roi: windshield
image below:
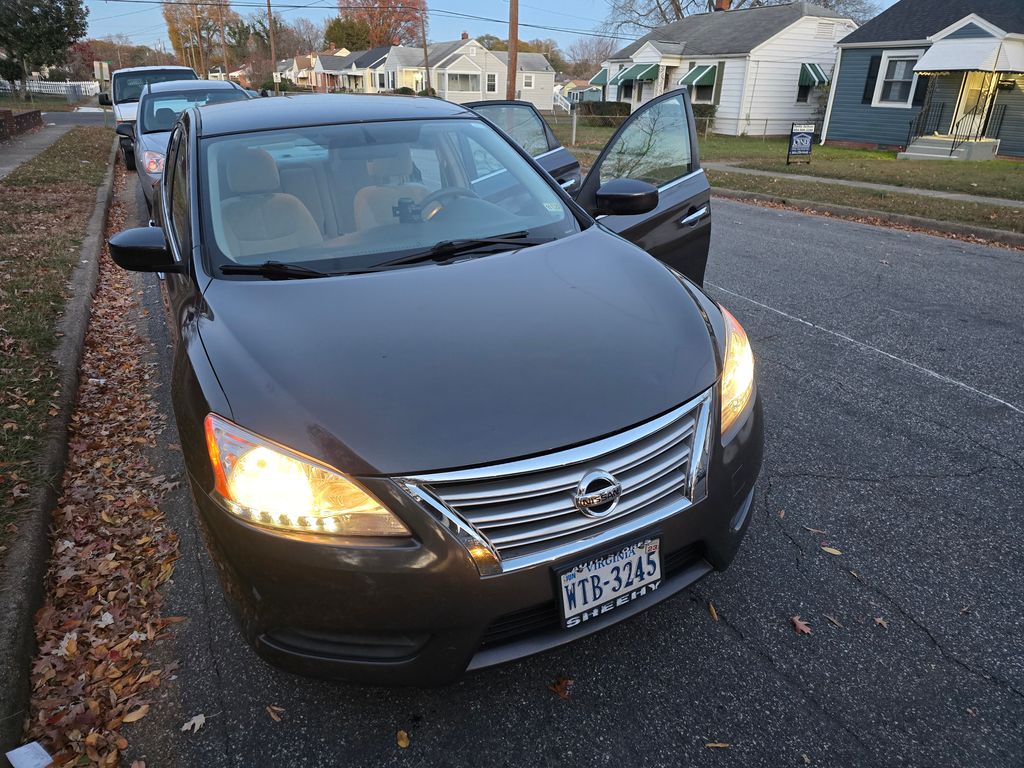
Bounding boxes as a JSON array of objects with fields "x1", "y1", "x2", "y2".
[
  {"x1": 201, "y1": 118, "x2": 582, "y2": 274},
  {"x1": 113, "y1": 69, "x2": 197, "y2": 103},
  {"x1": 140, "y1": 89, "x2": 247, "y2": 133}
]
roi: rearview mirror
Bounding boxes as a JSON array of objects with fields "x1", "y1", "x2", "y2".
[
  {"x1": 115, "y1": 122, "x2": 134, "y2": 139},
  {"x1": 594, "y1": 179, "x2": 659, "y2": 216},
  {"x1": 98, "y1": 92, "x2": 112, "y2": 106},
  {"x1": 108, "y1": 227, "x2": 182, "y2": 273}
]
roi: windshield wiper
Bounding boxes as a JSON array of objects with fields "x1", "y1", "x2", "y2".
[
  {"x1": 220, "y1": 261, "x2": 329, "y2": 280},
  {"x1": 367, "y1": 231, "x2": 542, "y2": 271}
]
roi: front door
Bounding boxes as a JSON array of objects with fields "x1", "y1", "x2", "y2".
[
  {"x1": 954, "y1": 72, "x2": 994, "y2": 137},
  {"x1": 575, "y1": 89, "x2": 712, "y2": 285}
]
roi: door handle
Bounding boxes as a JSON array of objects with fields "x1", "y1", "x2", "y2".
[
  {"x1": 559, "y1": 178, "x2": 577, "y2": 190},
  {"x1": 679, "y1": 205, "x2": 708, "y2": 226}
]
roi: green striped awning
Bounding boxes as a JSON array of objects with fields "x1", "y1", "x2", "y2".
[
  {"x1": 589, "y1": 68, "x2": 608, "y2": 86},
  {"x1": 609, "y1": 63, "x2": 646, "y2": 86},
  {"x1": 678, "y1": 64, "x2": 717, "y2": 87},
  {"x1": 633, "y1": 63, "x2": 659, "y2": 81},
  {"x1": 799, "y1": 62, "x2": 829, "y2": 87}
]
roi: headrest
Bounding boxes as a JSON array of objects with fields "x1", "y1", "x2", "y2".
[
  {"x1": 152, "y1": 108, "x2": 178, "y2": 131},
  {"x1": 366, "y1": 146, "x2": 413, "y2": 179},
  {"x1": 226, "y1": 147, "x2": 279, "y2": 194}
]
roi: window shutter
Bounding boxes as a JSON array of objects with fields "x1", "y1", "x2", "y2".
[
  {"x1": 912, "y1": 74, "x2": 929, "y2": 106},
  {"x1": 862, "y1": 54, "x2": 881, "y2": 104},
  {"x1": 713, "y1": 60, "x2": 725, "y2": 105}
]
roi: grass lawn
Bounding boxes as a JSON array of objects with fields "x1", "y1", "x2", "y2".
[
  {"x1": 0, "y1": 126, "x2": 112, "y2": 556},
  {"x1": 0, "y1": 92, "x2": 93, "y2": 113},
  {"x1": 707, "y1": 169, "x2": 1024, "y2": 235}
]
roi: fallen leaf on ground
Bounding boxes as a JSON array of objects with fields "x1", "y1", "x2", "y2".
[
  {"x1": 778, "y1": 509, "x2": 785, "y2": 519},
  {"x1": 181, "y1": 713, "x2": 206, "y2": 733},
  {"x1": 266, "y1": 705, "x2": 285, "y2": 722},
  {"x1": 820, "y1": 546, "x2": 843, "y2": 556},
  {"x1": 803, "y1": 526, "x2": 827, "y2": 535},
  {"x1": 874, "y1": 617, "x2": 889, "y2": 629},
  {"x1": 708, "y1": 601, "x2": 719, "y2": 622},
  {"x1": 705, "y1": 742, "x2": 730, "y2": 748},
  {"x1": 122, "y1": 704, "x2": 150, "y2": 723},
  {"x1": 548, "y1": 674, "x2": 574, "y2": 700},
  {"x1": 824, "y1": 614, "x2": 843, "y2": 629},
  {"x1": 803, "y1": 754, "x2": 812, "y2": 765},
  {"x1": 791, "y1": 615, "x2": 812, "y2": 635},
  {"x1": 130, "y1": 761, "x2": 146, "y2": 768},
  {"x1": 397, "y1": 730, "x2": 410, "y2": 749},
  {"x1": 966, "y1": 707, "x2": 978, "y2": 717}
]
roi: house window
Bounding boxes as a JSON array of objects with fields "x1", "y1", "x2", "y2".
[
  {"x1": 447, "y1": 73, "x2": 480, "y2": 92},
  {"x1": 377, "y1": 72, "x2": 386, "y2": 89},
  {"x1": 486, "y1": 73, "x2": 497, "y2": 93},
  {"x1": 796, "y1": 84, "x2": 811, "y2": 103},
  {"x1": 693, "y1": 83, "x2": 714, "y2": 103},
  {"x1": 872, "y1": 51, "x2": 922, "y2": 108},
  {"x1": 469, "y1": 46, "x2": 476, "y2": 57},
  {"x1": 523, "y1": 74, "x2": 534, "y2": 89}
]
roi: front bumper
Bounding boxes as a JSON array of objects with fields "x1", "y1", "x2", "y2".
[{"x1": 192, "y1": 393, "x2": 763, "y2": 686}]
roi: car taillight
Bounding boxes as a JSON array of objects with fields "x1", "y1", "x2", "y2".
[{"x1": 143, "y1": 151, "x2": 164, "y2": 174}]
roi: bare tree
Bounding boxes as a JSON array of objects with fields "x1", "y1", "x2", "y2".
[
  {"x1": 566, "y1": 35, "x2": 617, "y2": 77},
  {"x1": 291, "y1": 17, "x2": 325, "y2": 52}
]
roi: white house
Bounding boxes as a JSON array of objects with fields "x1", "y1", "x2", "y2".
[{"x1": 594, "y1": 1, "x2": 856, "y2": 135}]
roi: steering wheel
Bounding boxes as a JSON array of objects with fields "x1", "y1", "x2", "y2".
[{"x1": 419, "y1": 187, "x2": 479, "y2": 221}]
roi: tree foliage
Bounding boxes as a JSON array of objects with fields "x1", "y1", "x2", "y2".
[
  {"x1": 470, "y1": 37, "x2": 567, "y2": 73},
  {"x1": 0, "y1": 0, "x2": 87, "y2": 95},
  {"x1": 324, "y1": 16, "x2": 371, "y2": 51},
  {"x1": 336, "y1": 0, "x2": 426, "y2": 47},
  {"x1": 162, "y1": 2, "x2": 240, "y2": 73}
]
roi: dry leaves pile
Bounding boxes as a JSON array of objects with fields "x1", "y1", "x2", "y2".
[{"x1": 25, "y1": 167, "x2": 181, "y2": 766}]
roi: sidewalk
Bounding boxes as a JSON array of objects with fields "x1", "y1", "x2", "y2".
[
  {"x1": 0, "y1": 124, "x2": 73, "y2": 181},
  {"x1": 703, "y1": 161, "x2": 1024, "y2": 209}
]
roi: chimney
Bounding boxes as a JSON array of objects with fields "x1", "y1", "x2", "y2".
[
  {"x1": 714, "y1": 0, "x2": 731, "y2": 9},
  {"x1": 329, "y1": 43, "x2": 336, "y2": 52},
  {"x1": 391, "y1": 36, "x2": 400, "y2": 46},
  {"x1": 461, "y1": 31, "x2": 469, "y2": 40}
]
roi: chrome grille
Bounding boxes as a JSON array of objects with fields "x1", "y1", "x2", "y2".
[{"x1": 403, "y1": 389, "x2": 713, "y2": 570}]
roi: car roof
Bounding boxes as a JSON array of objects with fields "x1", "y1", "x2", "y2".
[
  {"x1": 195, "y1": 94, "x2": 473, "y2": 137},
  {"x1": 145, "y1": 79, "x2": 242, "y2": 95},
  {"x1": 112, "y1": 65, "x2": 196, "y2": 76}
]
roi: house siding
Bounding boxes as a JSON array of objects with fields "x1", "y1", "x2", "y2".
[
  {"x1": 826, "y1": 46, "x2": 923, "y2": 147},
  {"x1": 928, "y1": 72, "x2": 963, "y2": 134},
  {"x1": 991, "y1": 76, "x2": 1024, "y2": 158},
  {"x1": 945, "y1": 22, "x2": 994, "y2": 39}
]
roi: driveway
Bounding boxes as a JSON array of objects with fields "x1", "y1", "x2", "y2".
[{"x1": 123, "y1": 177, "x2": 1024, "y2": 767}]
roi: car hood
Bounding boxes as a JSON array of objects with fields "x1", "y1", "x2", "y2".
[
  {"x1": 114, "y1": 102, "x2": 138, "y2": 122},
  {"x1": 137, "y1": 130, "x2": 171, "y2": 156},
  {"x1": 198, "y1": 227, "x2": 719, "y2": 476}
]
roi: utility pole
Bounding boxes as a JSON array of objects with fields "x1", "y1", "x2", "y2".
[
  {"x1": 191, "y1": 2, "x2": 207, "y2": 77},
  {"x1": 505, "y1": 0, "x2": 518, "y2": 100},
  {"x1": 266, "y1": 0, "x2": 278, "y2": 94},
  {"x1": 419, "y1": 7, "x2": 431, "y2": 95},
  {"x1": 219, "y1": 1, "x2": 230, "y2": 81}
]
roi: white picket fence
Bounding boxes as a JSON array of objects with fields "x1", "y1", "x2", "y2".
[{"x1": 0, "y1": 80, "x2": 100, "y2": 97}]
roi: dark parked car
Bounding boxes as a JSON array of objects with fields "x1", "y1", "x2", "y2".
[
  {"x1": 116, "y1": 80, "x2": 251, "y2": 211},
  {"x1": 108, "y1": 93, "x2": 762, "y2": 684}
]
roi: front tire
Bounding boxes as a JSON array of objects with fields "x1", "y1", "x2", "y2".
[{"x1": 122, "y1": 144, "x2": 136, "y2": 171}]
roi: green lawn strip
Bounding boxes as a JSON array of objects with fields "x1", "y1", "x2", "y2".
[
  {"x1": 707, "y1": 169, "x2": 1024, "y2": 235},
  {"x1": 0, "y1": 92, "x2": 90, "y2": 113},
  {"x1": 0, "y1": 126, "x2": 112, "y2": 554}
]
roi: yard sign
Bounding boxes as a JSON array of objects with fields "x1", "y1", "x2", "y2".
[{"x1": 787, "y1": 123, "x2": 815, "y2": 165}]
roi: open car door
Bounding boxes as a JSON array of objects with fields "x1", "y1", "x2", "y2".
[
  {"x1": 465, "y1": 100, "x2": 582, "y2": 195},
  {"x1": 575, "y1": 89, "x2": 711, "y2": 285}
]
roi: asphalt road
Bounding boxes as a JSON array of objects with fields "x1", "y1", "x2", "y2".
[
  {"x1": 123, "y1": 176, "x2": 1024, "y2": 768},
  {"x1": 40, "y1": 109, "x2": 110, "y2": 126}
]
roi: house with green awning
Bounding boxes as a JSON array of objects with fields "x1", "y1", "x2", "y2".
[{"x1": 590, "y1": 1, "x2": 856, "y2": 135}]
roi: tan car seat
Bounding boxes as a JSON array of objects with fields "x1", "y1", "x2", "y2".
[
  {"x1": 220, "y1": 148, "x2": 323, "y2": 262},
  {"x1": 352, "y1": 146, "x2": 429, "y2": 230}
]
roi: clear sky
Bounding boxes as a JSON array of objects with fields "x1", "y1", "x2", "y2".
[{"x1": 83, "y1": 0, "x2": 899, "y2": 56}]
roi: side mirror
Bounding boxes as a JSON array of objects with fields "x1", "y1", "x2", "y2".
[
  {"x1": 260, "y1": 89, "x2": 270, "y2": 97},
  {"x1": 115, "y1": 122, "x2": 134, "y2": 139},
  {"x1": 108, "y1": 227, "x2": 182, "y2": 273},
  {"x1": 98, "y1": 92, "x2": 112, "y2": 106},
  {"x1": 594, "y1": 178, "x2": 659, "y2": 216}
]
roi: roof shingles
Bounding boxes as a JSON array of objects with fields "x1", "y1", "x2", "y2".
[{"x1": 840, "y1": 0, "x2": 1024, "y2": 44}]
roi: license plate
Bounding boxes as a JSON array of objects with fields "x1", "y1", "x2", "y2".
[{"x1": 557, "y1": 538, "x2": 662, "y2": 629}]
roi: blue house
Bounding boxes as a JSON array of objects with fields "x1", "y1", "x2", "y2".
[{"x1": 821, "y1": 0, "x2": 1024, "y2": 159}]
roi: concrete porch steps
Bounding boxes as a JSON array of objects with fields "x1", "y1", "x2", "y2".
[{"x1": 898, "y1": 134, "x2": 1001, "y2": 161}]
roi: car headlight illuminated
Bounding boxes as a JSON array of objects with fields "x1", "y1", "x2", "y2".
[
  {"x1": 143, "y1": 151, "x2": 164, "y2": 174},
  {"x1": 719, "y1": 306, "x2": 754, "y2": 434},
  {"x1": 203, "y1": 414, "x2": 409, "y2": 537}
]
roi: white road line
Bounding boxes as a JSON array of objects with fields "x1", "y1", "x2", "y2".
[{"x1": 707, "y1": 282, "x2": 1024, "y2": 417}]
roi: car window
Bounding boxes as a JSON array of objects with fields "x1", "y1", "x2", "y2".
[
  {"x1": 113, "y1": 70, "x2": 197, "y2": 103},
  {"x1": 470, "y1": 105, "x2": 550, "y2": 157},
  {"x1": 169, "y1": 131, "x2": 191, "y2": 253},
  {"x1": 201, "y1": 118, "x2": 580, "y2": 271},
  {"x1": 140, "y1": 89, "x2": 246, "y2": 133},
  {"x1": 597, "y1": 94, "x2": 692, "y2": 188}
]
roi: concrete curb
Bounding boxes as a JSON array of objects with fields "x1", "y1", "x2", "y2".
[
  {"x1": 0, "y1": 138, "x2": 118, "y2": 754},
  {"x1": 710, "y1": 187, "x2": 1024, "y2": 249}
]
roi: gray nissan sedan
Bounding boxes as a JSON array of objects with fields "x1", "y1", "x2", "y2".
[{"x1": 107, "y1": 94, "x2": 763, "y2": 684}]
